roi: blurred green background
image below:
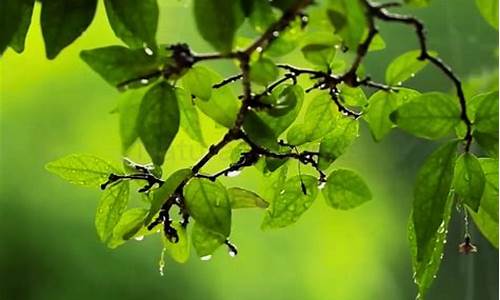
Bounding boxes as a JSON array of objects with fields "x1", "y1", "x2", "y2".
[{"x1": 0, "y1": 0, "x2": 498, "y2": 299}]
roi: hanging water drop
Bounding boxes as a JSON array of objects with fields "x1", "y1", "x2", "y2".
[
  {"x1": 140, "y1": 78, "x2": 149, "y2": 85},
  {"x1": 144, "y1": 47, "x2": 154, "y2": 56},
  {"x1": 134, "y1": 235, "x2": 144, "y2": 241},
  {"x1": 200, "y1": 255, "x2": 212, "y2": 261},
  {"x1": 158, "y1": 247, "x2": 166, "y2": 276},
  {"x1": 226, "y1": 170, "x2": 241, "y2": 177},
  {"x1": 256, "y1": 47, "x2": 263, "y2": 53},
  {"x1": 318, "y1": 181, "x2": 326, "y2": 190},
  {"x1": 272, "y1": 31, "x2": 279, "y2": 37}
]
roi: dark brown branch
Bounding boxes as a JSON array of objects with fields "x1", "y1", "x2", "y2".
[{"x1": 213, "y1": 74, "x2": 243, "y2": 88}]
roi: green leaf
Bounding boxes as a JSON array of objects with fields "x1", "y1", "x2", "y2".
[
  {"x1": 145, "y1": 169, "x2": 192, "y2": 226},
  {"x1": 176, "y1": 88, "x2": 205, "y2": 145},
  {"x1": 0, "y1": 0, "x2": 31, "y2": 54},
  {"x1": 327, "y1": 0, "x2": 367, "y2": 50},
  {"x1": 391, "y1": 92, "x2": 461, "y2": 139},
  {"x1": 409, "y1": 193, "x2": 453, "y2": 299},
  {"x1": 265, "y1": 20, "x2": 302, "y2": 57},
  {"x1": 367, "y1": 33, "x2": 385, "y2": 52},
  {"x1": 41, "y1": 0, "x2": 97, "y2": 59},
  {"x1": 108, "y1": 208, "x2": 149, "y2": 249},
  {"x1": 118, "y1": 90, "x2": 143, "y2": 152},
  {"x1": 474, "y1": 90, "x2": 499, "y2": 134},
  {"x1": 287, "y1": 93, "x2": 338, "y2": 145},
  {"x1": 80, "y1": 46, "x2": 161, "y2": 87},
  {"x1": 301, "y1": 44, "x2": 336, "y2": 67},
  {"x1": 95, "y1": 181, "x2": 130, "y2": 243},
  {"x1": 385, "y1": 50, "x2": 434, "y2": 85},
  {"x1": 193, "y1": 0, "x2": 244, "y2": 52},
  {"x1": 163, "y1": 222, "x2": 190, "y2": 263},
  {"x1": 46, "y1": 154, "x2": 118, "y2": 187},
  {"x1": 8, "y1": 0, "x2": 34, "y2": 53},
  {"x1": 195, "y1": 69, "x2": 239, "y2": 128},
  {"x1": 249, "y1": 0, "x2": 277, "y2": 33},
  {"x1": 182, "y1": 66, "x2": 214, "y2": 101},
  {"x1": 137, "y1": 82, "x2": 180, "y2": 166},
  {"x1": 453, "y1": 153, "x2": 485, "y2": 212},
  {"x1": 250, "y1": 58, "x2": 279, "y2": 86},
  {"x1": 404, "y1": 0, "x2": 431, "y2": 7},
  {"x1": 104, "y1": 0, "x2": 158, "y2": 47},
  {"x1": 322, "y1": 169, "x2": 372, "y2": 209},
  {"x1": 475, "y1": 0, "x2": 499, "y2": 30},
  {"x1": 364, "y1": 88, "x2": 421, "y2": 141},
  {"x1": 262, "y1": 175, "x2": 318, "y2": 229},
  {"x1": 228, "y1": 188, "x2": 269, "y2": 209},
  {"x1": 184, "y1": 178, "x2": 231, "y2": 237},
  {"x1": 470, "y1": 207, "x2": 499, "y2": 248},
  {"x1": 191, "y1": 222, "x2": 226, "y2": 257},
  {"x1": 318, "y1": 118, "x2": 359, "y2": 170},
  {"x1": 338, "y1": 83, "x2": 368, "y2": 107},
  {"x1": 474, "y1": 130, "x2": 499, "y2": 158},
  {"x1": 412, "y1": 140, "x2": 458, "y2": 261}
]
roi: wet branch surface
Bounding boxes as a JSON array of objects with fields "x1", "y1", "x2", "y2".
[{"x1": 104, "y1": 0, "x2": 473, "y2": 243}]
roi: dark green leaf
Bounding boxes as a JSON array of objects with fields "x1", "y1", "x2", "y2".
[
  {"x1": 8, "y1": 0, "x2": 34, "y2": 53},
  {"x1": 137, "y1": 82, "x2": 180, "y2": 166},
  {"x1": 176, "y1": 88, "x2": 205, "y2": 146},
  {"x1": 412, "y1": 140, "x2": 458, "y2": 261},
  {"x1": 163, "y1": 222, "x2": 190, "y2": 263},
  {"x1": 41, "y1": 0, "x2": 97, "y2": 59},
  {"x1": 322, "y1": 169, "x2": 372, "y2": 209},
  {"x1": 46, "y1": 154, "x2": 118, "y2": 187},
  {"x1": 338, "y1": 83, "x2": 368, "y2": 107},
  {"x1": 193, "y1": 0, "x2": 244, "y2": 52},
  {"x1": 228, "y1": 187, "x2": 269, "y2": 209},
  {"x1": 182, "y1": 66, "x2": 214, "y2": 101},
  {"x1": 475, "y1": 0, "x2": 499, "y2": 29},
  {"x1": 108, "y1": 208, "x2": 149, "y2": 249},
  {"x1": 145, "y1": 169, "x2": 192, "y2": 226},
  {"x1": 265, "y1": 20, "x2": 302, "y2": 57},
  {"x1": 453, "y1": 153, "x2": 485, "y2": 212},
  {"x1": 404, "y1": 0, "x2": 431, "y2": 7},
  {"x1": 191, "y1": 222, "x2": 226, "y2": 257},
  {"x1": 474, "y1": 130, "x2": 499, "y2": 158},
  {"x1": 80, "y1": 46, "x2": 161, "y2": 87},
  {"x1": 0, "y1": 0, "x2": 31, "y2": 54},
  {"x1": 318, "y1": 118, "x2": 359, "y2": 169},
  {"x1": 364, "y1": 88, "x2": 420, "y2": 141},
  {"x1": 95, "y1": 181, "x2": 130, "y2": 242},
  {"x1": 409, "y1": 193, "x2": 453, "y2": 299},
  {"x1": 184, "y1": 178, "x2": 231, "y2": 237},
  {"x1": 287, "y1": 93, "x2": 337, "y2": 145},
  {"x1": 105, "y1": 0, "x2": 158, "y2": 47},
  {"x1": 327, "y1": 0, "x2": 366, "y2": 50},
  {"x1": 385, "y1": 50, "x2": 435, "y2": 85},
  {"x1": 301, "y1": 44, "x2": 336, "y2": 66},
  {"x1": 391, "y1": 92, "x2": 461, "y2": 139},
  {"x1": 118, "y1": 90, "x2": 143, "y2": 152},
  {"x1": 195, "y1": 69, "x2": 239, "y2": 128},
  {"x1": 250, "y1": 58, "x2": 279, "y2": 86},
  {"x1": 262, "y1": 175, "x2": 318, "y2": 229}
]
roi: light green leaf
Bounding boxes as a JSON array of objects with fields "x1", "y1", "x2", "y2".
[
  {"x1": 364, "y1": 88, "x2": 421, "y2": 141},
  {"x1": 137, "y1": 82, "x2": 180, "y2": 166},
  {"x1": 182, "y1": 66, "x2": 214, "y2": 101},
  {"x1": 409, "y1": 193, "x2": 453, "y2": 299},
  {"x1": 327, "y1": 0, "x2": 366, "y2": 50},
  {"x1": 453, "y1": 153, "x2": 485, "y2": 212},
  {"x1": 475, "y1": 0, "x2": 499, "y2": 29},
  {"x1": 474, "y1": 90, "x2": 499, "y2": 134},
  {"x1": 145, "y1": 169, "x2": 192, "y2": 226},
  {"x1": 301, "y1": 44, "x2": 336, "y2": 67},
  {"x1": 262, "y1": 175, "x2": 318, "y2": 229},
  {"x1": 287, "y1": 93, "x2": 338, "y2": 145},
  {"x1": 80, "y1": 46, "x2": 161, "y2": 87},
  {"x1": 95, "y1": 181, "x2": 130, "y2": 243},
  {"x1": 118, "y1": 90, "x2": 143, "y2": 152},
  {"x1": 46, "y1": 154, "x2": 118, "y2": 187},
  {"x1": 41, "y1": 0, "x2": 97, "y2": 59},
  {"x1": 163, "y1": 222, "x2": 190, "y2": 263},
  {"x1": 193, "y1": 0, "x2": 244, "y2": 52},
  {"x1": 176, "y1": 88, "x2": 205, "y2": 145},
  {"x1": 108, "y1": 208, "x2": 149, "y2": 249},
  {"x1": 105, "y1": 0, "x2": 158, "y2": 47},
  {"x1": 412, "y1": 140, "x2": 458, "y2": 261},
  {"x1": 7, "y1": 0, "x2": 34, "y2": 53},
  {"x1": 191, "y1": 222, "x2": 226, "y2": 257},
  {"x1": 338, "y1": 83, "x2": 368, "y2": 107},
  {"x1": 322, "y1": 169, "x2": 372, "y2": 209},
  {"x1": 404, "y1": 0, "x2": 431, "y2": 7},
  {"x1": 385, "y1": 50, "x2": 434, "y2": 85},
  {"x1": 184, "y1": 178, "x2": 231, "y2": 237},
  {"x1": 318, "y1": 118, "x2": 359, "y2": 170},
  {"x1": 250, "y1": 58, "x2": 279, "y2": 86},
  {"x1": 470, "y1": 207, "x2": 499, "y2": 248},
  {"x1": 368, "y1": 33, "x2": 385, "y2": 52},
  {"x1": 391, "y1": 92, "x2": 461, "y2": 139},
  {"x1": 265, "y1": 19, "x2": 302, "y2": 57},
  {"x1": 195, "y1": 68, "x2": 239, "y2": 128},
  {"x1": 249, "y1": 0, "x2": 276, "y2": 33},
  {"x1": 228, "y1": 187, "x2": 269, "y2": 209}
]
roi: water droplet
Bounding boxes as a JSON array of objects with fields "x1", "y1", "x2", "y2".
[
  {"x1": 301, "y1": 16, "x2": 308, "y2": 23},
  {"x1": 288, "y1": 204, "x2": 296, "y2": 211},
  {"x1": 272, "y1": 31, "x2": 279, "y2": 37},
  {"x1": 334, "y1": 45, "x2": 340, "y2": 49},
  {"x1": 464, "y1": 173, "x2": 470, "y2": 181},
  {"x1": 318, "y1": 181, "x2": 326, "y2": 190},
  {"x1": 200, "y1": 255, "x2": 212, "y2": 261},
  {"x1": 134, "y1": 235, "x2": 144, "y2": 241},
  {"x1": 256, "y1": 47, "x2": 263, "y2": 53},
  {"x1": 410, "y1": 73, "x2": 415, "y2": 78},
  {"x1": 140, "y1": 79, "x2": 149, "y2": 85},
  {"x1": 144, "y1": 47, "x2": 154, "y2": 56},
  {"x1": 158, "y1": 247, "x2": 166, "y2": 276},
  {"x1": 397, "y1": 81, "x2": 402, "y2": 86},
  {"x1": 227, "y1": 170, "x2": 241, "y2": 177},
  {"x1": 303, "y1": 202, "x2": 311, "y2": 208},
  {"x1": 279, "y1": 189, "x2": 285, "y2": 195},
  {"x1": 229, "y1": 249, "x2": 237, "y2": 257}
]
